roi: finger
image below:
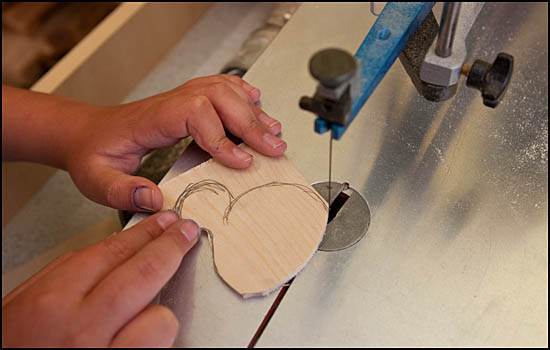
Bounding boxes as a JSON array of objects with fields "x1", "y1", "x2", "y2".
[
  {"x1": 110, "y1": 305, "x2": 179, "y2": 348},
  {"x1": 2, "y1": 251, "x2": 74, "y2": 306},
  {"x1": 212, "y1": 79, "x2": 281, "y2": 135},
  {"x1": 128, "y1": 95, "x2": 254, "y2": 169},
  {"x1": 83, "y1": 219, "x2": 199, "y2": 339},
  {"x1": 200, "y1": 78, "x2": 281, "y2": 135},
  {"x1": 79, "y1": 161, "x2": 164, "y2": 212},
  {"x1": 44, "y1": 211, "x2": 180, "y2": 295},
  {"x1": 179, "y1": 75, "x2": 260, "y2": 104},
  {"x1": 184, "y1": 96, "x2": 254, "y2": 168},
  {"x1": 218, "y1": 75, "x2": 261, "y2": 103},
  {"x1": 251, "y1": 104, "x2": 282, "y2": 136},
  {"x1": 207, "y1": 75, "x2": 258, "y2": 104},
  {"x1": 200, "y1": 79, "x2": 279, "y2": 135},
  {"x1": 203, "y1": 83, "x2": 287, "y2": 157}
]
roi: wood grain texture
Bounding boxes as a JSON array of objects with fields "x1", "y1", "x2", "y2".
[{"x1": 159, "y1": 144, "x2": 328, "y2": 298}]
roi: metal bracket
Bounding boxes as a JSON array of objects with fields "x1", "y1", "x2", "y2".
[
  {"x1": 315, "y1": 2, "x2": 435, "y2": 140},
  {"x1": 420, "y1": 2, "x2": 485, "y2": 87}
]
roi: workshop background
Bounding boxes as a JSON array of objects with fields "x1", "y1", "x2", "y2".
[
  {"x1": 2, "y1": 2, "x2": 119, "y2": 88},
  {"x1": 2, "y1": 2, "x2": 547, "y2": 347}
]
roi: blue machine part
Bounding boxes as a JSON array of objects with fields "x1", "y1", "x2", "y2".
[{"x1": 315, "y1": 2, "x2": 435, "y2": 140}]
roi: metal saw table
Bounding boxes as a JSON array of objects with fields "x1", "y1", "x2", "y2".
[{"x1": 127, "y1": 2, "x2": 548, "y2": 347}]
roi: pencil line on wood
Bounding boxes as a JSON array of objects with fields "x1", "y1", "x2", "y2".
[{"x1": 171, "y1": 179, "x2": 327, "y2": 224}]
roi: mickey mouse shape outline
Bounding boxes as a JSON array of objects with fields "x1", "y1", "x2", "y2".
[{"x1": 171, "y1": 179, "x2": 328, "y2": 224}]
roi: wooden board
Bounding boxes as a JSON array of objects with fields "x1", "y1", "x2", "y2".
[
  {"x1": 32, "y1": 2, "x2": 212, "y2": 106},
  {"x1": 159, "y1": 144, "x2": 328, "y2": 298}
]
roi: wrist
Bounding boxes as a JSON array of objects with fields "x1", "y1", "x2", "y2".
[
  {"x1": 2, "y1": 86, "x2": 108, "y2": 170},
  {"x1": 61, "y1": 102, "x2": 118, "y2": 173}
]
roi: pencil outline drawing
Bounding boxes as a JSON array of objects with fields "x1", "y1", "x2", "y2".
[{"x1": 171, "y1": 179, "x2": 327, "y2": 224}]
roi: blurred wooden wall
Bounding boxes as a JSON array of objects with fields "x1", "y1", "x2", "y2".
[{"x1": 2, "y1": 2, "x2": 119, "y2": 88}]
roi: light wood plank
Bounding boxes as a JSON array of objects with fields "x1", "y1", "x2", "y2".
[
  {"x1": 159, "y1": 144, "x2": 328, "y2": 298},
  {"x1": 32, "y1": 2, "x2": 212, "y2": 105}
]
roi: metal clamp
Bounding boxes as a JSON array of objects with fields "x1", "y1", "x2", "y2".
[{"x1": 420, "y1": 2, "x2": 485, "y2": 87}]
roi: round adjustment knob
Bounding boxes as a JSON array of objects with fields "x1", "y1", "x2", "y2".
[
  {"x1": 309, "y1": 48, "x2": 357, "y2": 88},
  {"x1": 466, "y1": 52, "x2": 514, "y2": 108}
]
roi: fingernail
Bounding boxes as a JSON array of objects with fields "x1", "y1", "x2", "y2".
[
  {"x1": 242, "y1": 82, "x2": 261, "y2": 101},
  {"x1": 257, "y1": 112, "x2": 280, "y2": 133},
  {"x1": 184, "y1": 219, "x2": 200, "y2": 233},
  {"x1": 249, "y1": 88, "x2": 261, "y2": 102},
  {"x1": 157, "y1": 211, "x2": 179, "y2": 230},
  {"x1": 179, "y1": 219, "x2": 199, "y2": 241},
  {"x1": 242, "y1": 81, "x2": 256, "y2": 91},
  {"x1": 233, "y1": 146, "x2": 253, "y2": 162},
  {"x1": 134, "y1": 186, "x2": 156, "y2": 212},
  {"x1": 263, "y1": 133, "x2": 286, "y2": 149}
]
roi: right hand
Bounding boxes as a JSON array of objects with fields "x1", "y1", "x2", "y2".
[{"x1": 2, "y1": 211, "x2": 198, "y2": 347}]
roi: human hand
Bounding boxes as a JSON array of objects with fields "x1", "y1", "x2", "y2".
[
  {"x1": 2, "y1": 211, "x2": 198, "y2": 347},
  {"x1": 65, "y1": 75, "x2": 286, "y2": 212}
]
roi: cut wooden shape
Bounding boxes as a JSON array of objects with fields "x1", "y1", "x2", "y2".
[{"x1": 159, "y1": 144, "x2": 328, "y2": 298}]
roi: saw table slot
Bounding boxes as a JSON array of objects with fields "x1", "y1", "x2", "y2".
[
  {"x1": 327, "y1": 189, "x2": 351, "y2": 223},
  {"x1": 313, "y1": 182, "x2": 371, "y2": 252},
  {"x1": 247, "y1": 278, "x2": 294, "y2": 348},
  {"x1": 247, "y1": 181, "x2": 369, "y2": 347}
]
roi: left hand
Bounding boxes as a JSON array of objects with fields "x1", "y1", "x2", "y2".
[
  {"x1": 2, "y1": 211, "x2": 199, "y2": 347},
  {"x1": 65, "y1": 75, "x2": 286, "y2": 212}
]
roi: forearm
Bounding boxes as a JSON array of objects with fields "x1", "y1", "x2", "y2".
[
  {"x1": 2, "y1": 85, "x2": 101, "y2": 170},
  {"x1": 2, "y1": 75, "x2": 285, "y2": 212}
]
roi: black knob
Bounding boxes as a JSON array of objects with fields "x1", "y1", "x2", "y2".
[
  {"x1": 309, "y1": 48, "x2": 357, "y2": 88},
  {"x1": 466, "y1": 52, "x2": 514, "y2": 108}
]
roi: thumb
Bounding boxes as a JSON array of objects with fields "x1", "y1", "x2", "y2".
[{"x1": 73, "y1": 164, "x2": 164, "y2": 212}]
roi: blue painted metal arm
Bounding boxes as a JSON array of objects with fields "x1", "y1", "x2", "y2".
[{"x1": 315, "y1": 2, "x2": 435, "y2": 140}]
